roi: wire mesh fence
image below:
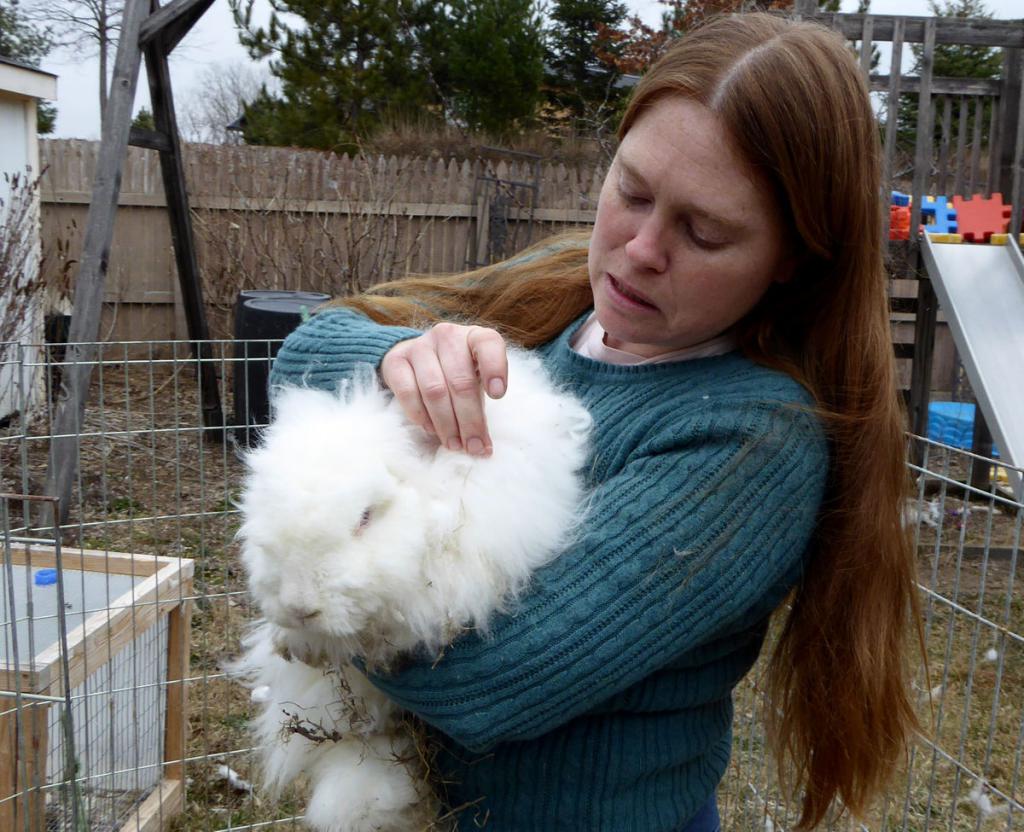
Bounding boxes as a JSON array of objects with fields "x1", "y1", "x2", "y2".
[{"x1": 0, "y1": 341, "x2": 1020, "y2": 831}]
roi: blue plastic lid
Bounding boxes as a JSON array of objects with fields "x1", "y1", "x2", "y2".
[{"x1": 34, "y1": 568, "x2": 57, "y2": 586}]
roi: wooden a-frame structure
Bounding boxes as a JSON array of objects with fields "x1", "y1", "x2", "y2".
[{"x1": 42, "y1": 0, "x2": 221, "y2": 529}]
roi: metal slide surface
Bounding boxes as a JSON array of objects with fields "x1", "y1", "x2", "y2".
[{"x1": 922, "y1": 235, "x2": 1024, "y2": 500}]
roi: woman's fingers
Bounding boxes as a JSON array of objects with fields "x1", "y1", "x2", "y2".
[
  {"x1": 379, "y1": 349, "x2": 432, "y2": 434},
  {"x1": 435, "y1": 327, "x2": 489, "y2": 454},
  {"x1": 466, "y1": 326, "x2": 509, "y2": 400},
  {"x1": 380, "y1": 324, "x2": 508, "y2": 456},
  {"x1": 408, "y1": 343, "x2": 464, "y2": 450}
]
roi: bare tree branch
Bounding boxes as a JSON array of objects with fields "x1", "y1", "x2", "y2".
[
  {"x1": 28, "y1": 0, "x2": 125, "y2": 121},
  {"x1": 177, "y1": 61, "x2": 272, "y2": 145}
]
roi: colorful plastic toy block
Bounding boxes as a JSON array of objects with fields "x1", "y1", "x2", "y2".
[
  {"x1": 929, "y1": 233, "x2": 963, "y2": 244},
  {"x1": 951, "y1": 193, "x2": 1013, "y2": 243},
  {"x1": 990, "y1": 233, "x2": 1024, "y2": 246},
  {"x1": 920, "y1": 195, "x2": 958, "y2": 235},
  {"x1": 891, "y1": 190, "x2": 911, "y2": 207},
  {"x1": 889, "y1": 204, "x2": 911, "y2": 240}
]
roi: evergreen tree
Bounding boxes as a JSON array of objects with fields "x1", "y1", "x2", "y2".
[
  {"x1": 0, "y1": 0, "x2": 56, "y2": 133},
  {"x1": 0, "y1": 0, "x2": 49, "y2": 61},
  {"x1": 231, "y1": 0, "x2": 434, "y2": 151},
  {"x1": 36, "y1": 98, "x2": 54, "y2": 132},
  {"x1": 445, "y1": 0, "x2": 545, "y2": 135},
  {"x1": 131, "y1": 106, "x2": 155, "y2": 131},
  {"x1": 232, "y1": 0, "x2": 545, "y2": 147},
  {"x1": 545, "y1": 0, "x2": 627, "y2": 124}
]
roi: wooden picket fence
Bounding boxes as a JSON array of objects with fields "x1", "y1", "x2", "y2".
[{"x1": 39, "y1": 140, "x2": 606, "y2": 341}]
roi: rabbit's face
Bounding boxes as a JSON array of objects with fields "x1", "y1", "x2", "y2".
[
  {"x1": 238, "y1": 385, "x2": 432, "y2": 640},
  {"x1": 243, "y1": 468, "x2": 427, "y2": 638}
]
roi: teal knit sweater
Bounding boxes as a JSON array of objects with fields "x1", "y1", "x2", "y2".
[{"x1": 268, "y1": 307, "x2": 829, "y2": 831}]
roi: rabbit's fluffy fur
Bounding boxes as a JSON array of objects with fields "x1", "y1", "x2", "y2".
[{"x1": 231, "y1": 350, "x2": 591, "y2": 832}]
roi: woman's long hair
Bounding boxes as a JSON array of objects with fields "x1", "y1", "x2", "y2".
[{"x1": 337, "y1": 13, "x2": 919, "y2": 828}]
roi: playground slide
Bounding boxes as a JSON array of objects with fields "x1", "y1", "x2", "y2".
[{"x1": 921, "y1": 235, "x2": 1024, "y2": 500}]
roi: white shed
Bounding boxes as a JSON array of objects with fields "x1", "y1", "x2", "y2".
[{"x1": 0, "y1": 57, "x2": 57, "y2": 423}]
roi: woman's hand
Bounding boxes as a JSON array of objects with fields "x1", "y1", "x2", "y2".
[{"x1": 380, "y1": 323, "x2": 508, "y2": 456}]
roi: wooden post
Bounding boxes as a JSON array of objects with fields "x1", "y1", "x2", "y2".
[
  {"x1": 858, "y1": 15, "x2": 874, "y2": 78},
  {"x1": 996, "y1": 48, "x2": 1022, "y2": 232},
  {"x1": 908, "y1": 19, "x2": 938, "y2": 460},
  {"x1": 163, "y1": 595, "x2": 192, "y2": 783},
  {"x1": 0, "y1": 697, "x2": 49, "y2": 832},
  {"x1": 40, "y1": 0, "x2": 222, "y2": 529},
  {"x1": 882, "y1": 16, "x2": 905, "y2": 243},
  {"x1": 141, "y1": 0, "x2": 223, "y2": 437},
  {"x1": 910, "y1": 18, "x2": 937, "y2": 238},
  {"x1": 40, "y1": 0, "x2": 150, "y2": 530}
]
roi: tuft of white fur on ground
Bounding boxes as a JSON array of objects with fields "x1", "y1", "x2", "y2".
[
  {"x1": 229, "y1": 350, "x2": 591, "y2": 832},
  {"x1": 965, "y1": 780, "x2": 1009, "y2": 818},
  {"x1": 901, "y1": 497, "x2": 940, "y2": 529},
  {"x1": 214, "y1": 765, "x2": 254, "y2": 794}
]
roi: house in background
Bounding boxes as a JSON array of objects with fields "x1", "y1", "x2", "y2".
[{"x1": 0, "y1": 56, "x2": 57, "y2": 422}]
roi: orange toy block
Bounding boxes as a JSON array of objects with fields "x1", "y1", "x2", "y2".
[
  {"x1": 889, "y1": 204, "x2": 911, "y2": 240},
  {"x1": 951, "y1": 193, "x2": 1012, "y2": 243}
]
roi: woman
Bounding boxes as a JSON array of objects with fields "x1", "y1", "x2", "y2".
[{"x1": 268, "y1": 12, "x2": 919, "y2": 831}]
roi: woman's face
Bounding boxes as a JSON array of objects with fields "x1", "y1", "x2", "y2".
[{"x1": 588, "y1": 96, "x2": 794, "y2": 357}]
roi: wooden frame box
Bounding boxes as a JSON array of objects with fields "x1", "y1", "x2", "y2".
[{"x1": 0, "y1": 544, "x2": 194, "y2": 832}]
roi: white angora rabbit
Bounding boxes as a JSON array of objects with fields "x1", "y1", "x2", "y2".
[{"x1": 231, "y1": 349, "x2": 591, "y2": 832}]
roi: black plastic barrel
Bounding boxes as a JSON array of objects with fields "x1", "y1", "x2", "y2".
[
  {"x1": 233, "y1": 291, "x2": 330, "y2": 445},
  {"x1": 44, "y1": 314, "x2": 71, "y2": 404}
]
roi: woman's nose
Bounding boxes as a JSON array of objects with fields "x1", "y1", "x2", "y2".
[{"x1": 624, "y1": 216, "x2": 669, "y2": 273}]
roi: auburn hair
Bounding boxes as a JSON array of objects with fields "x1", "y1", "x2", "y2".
[{"x1": 336, "y1": 12, "x2": 920, "y2": 829}]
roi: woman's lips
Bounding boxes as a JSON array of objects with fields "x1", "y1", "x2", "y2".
[{"x1": 608, "y1": 274, "x2": 658, "y2": 311}]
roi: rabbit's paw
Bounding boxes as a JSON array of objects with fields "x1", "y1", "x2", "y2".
[{"x1": 303, "y1": 735, "x2": 429, "y2": 832}]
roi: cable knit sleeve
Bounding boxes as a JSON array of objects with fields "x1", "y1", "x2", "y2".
[
  {"x1": 268, "y1": 307, "x2": 423, "y2": 392},
  {"x1": 366, "y1": 400, "x2": 828, "y2": 753}
]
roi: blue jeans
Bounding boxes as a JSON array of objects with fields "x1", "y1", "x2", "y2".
[{"x1": 680, "y1": 797, "x2": 721, "y2": 832}]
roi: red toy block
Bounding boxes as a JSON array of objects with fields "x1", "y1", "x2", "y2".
[
  {"x1": 889, "y1": 204, "x2": 911, "y2": 240},
  {"x1": 951, "y1": 193, "x2": 1013, "y2": 243}
]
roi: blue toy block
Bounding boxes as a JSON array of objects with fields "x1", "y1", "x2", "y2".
[
  {"x1": 920, "y1": 195, "x2": 958, "y2": 235},
  {"x1": 891, "y1": 190, "x2": 911, "y2": 207}
]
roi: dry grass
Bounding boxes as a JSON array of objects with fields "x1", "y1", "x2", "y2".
[{"x1": 2, "y1": 360, "x2": 1021, "y2": 831}]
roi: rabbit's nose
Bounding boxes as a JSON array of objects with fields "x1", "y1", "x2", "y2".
[{"x1": 284, "y1": 605, "x2": 321, "y2": 623}]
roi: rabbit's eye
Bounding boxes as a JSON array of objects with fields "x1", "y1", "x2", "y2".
[{"x1": 355, "y1": 507, "x2": 373, "y2": 535}]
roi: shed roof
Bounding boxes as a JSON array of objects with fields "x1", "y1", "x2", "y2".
[{"x1": 0, "y1": 56, "x2": 57, "y2": 101}]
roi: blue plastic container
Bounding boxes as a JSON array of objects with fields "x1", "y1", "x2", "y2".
[{"x1": 928, "y1": 401, "x2": 1000, "y2": 456}]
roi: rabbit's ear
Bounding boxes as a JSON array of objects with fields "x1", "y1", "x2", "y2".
[
  {"x1": 374, "y1": 401, "x2": 433, "y2": 484},
  {"x1": 382, "y1": 449, "x2": 425, "y2": 486}
]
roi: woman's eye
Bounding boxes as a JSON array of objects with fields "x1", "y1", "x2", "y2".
[
  {"x1": 618, "y1": 187, "x2": 649, "y2": 207},
  {"x1": 687, "y1": 225, "x2": 727, "y2": 251}
]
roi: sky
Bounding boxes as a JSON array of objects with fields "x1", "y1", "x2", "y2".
[{"x1": 36, "y1": 0, "x2": 1024, "y2": 141}]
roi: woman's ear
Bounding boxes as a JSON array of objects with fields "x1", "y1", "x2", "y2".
[
  {"x1": 774, "y1": 245, "x2": 813, "y2": 285},
  {"x1": 773, "y1": 256, "x2": 797, "y2": 285}
]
